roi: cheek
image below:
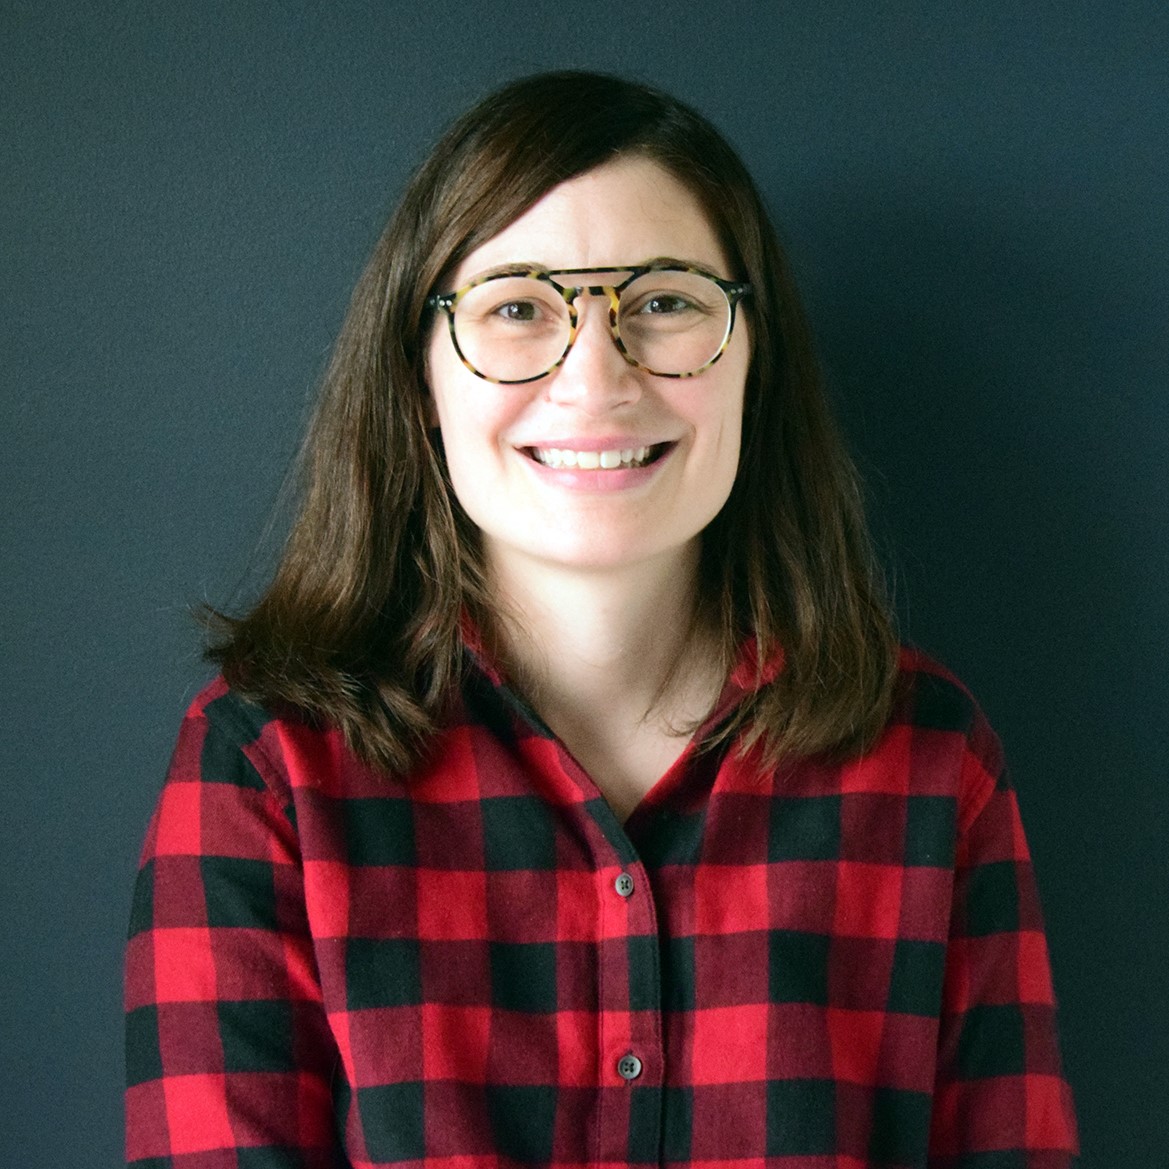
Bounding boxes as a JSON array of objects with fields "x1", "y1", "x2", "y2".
[
  {"x1": 699, "y1": 363, "x2": 748, "y2": 453},
  {"x1": 705, "y1": 375, "x2": 748, "y2": 494},
  {"x1": 428, "y1": 373, "x2": 516, "y2": 497},
  {"x1": 430, "y1": 415, "x2": 484, "y2": 527}
]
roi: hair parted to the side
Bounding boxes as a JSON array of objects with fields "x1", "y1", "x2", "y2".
[{"x1": 205, "y1": 70, "x2": 898, "y2": 775}]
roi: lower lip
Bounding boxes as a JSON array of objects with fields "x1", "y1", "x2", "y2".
[{"x1": 520, "y1": 446, "x2": 673, "y2": 492}]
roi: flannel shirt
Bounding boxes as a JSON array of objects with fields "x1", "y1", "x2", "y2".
[{"x1": 125, "y1": 645, "x2": 1078, "y2": 1168}]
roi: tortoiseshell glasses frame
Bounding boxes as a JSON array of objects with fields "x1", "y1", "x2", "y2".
[{"x1": 426, "y1": 262, "x2": 752, "y2": 385}]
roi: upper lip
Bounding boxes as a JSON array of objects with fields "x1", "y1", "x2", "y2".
[{"x1": 517, "y1": 437, "x2": 672, "y2": 451}]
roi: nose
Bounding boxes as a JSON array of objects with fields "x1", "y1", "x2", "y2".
[{"x1": 542, "y1": 291, "x2": 642, "y2": 412}]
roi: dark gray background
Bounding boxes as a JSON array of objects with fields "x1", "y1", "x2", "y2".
[{"x1": 3, "y1": 2, "x2": 1166, "y2": 1165}]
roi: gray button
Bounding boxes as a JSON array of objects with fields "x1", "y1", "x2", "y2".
[
  {"x1": 617, "y1": 1053, "x2": 642, "y2": 1081},
  {"x1": 614, "y1": 872, "x2": 635, "y2": 898}
]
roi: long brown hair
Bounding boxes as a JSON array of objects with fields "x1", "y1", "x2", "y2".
[{"x1": 206, "y1": 71, "x2": 898, "y2": 773}]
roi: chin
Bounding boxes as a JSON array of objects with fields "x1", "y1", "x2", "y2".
[{"x1": 495, "y1": 529, "x2": 698, "y2": 577}]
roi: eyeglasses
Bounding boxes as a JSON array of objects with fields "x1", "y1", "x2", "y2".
[{"x1": 426, "y1": 263, "x2": 752, "y2": 384}]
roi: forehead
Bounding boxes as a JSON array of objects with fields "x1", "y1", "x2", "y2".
[{"x1": 451, "y1": 156, "x2": 730, "y2": 285}]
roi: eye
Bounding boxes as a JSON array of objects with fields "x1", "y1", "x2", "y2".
[
  {"x1": 494, "y1": 299, "x2": 542, "y2": 322},
  {"x1": 637, "y1": 293, "x2": 694, "y2": 315},
  {"x1": 623, "y1": 271, "x2": 725, "y2": 323}
]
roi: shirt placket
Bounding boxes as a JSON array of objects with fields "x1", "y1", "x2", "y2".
[
  {"x1": 477, "y1": 666, "x2": 673, "y2": 1165},
  {"x1": 590, "y1": 804, "x2": 665, "y2": 1166}
]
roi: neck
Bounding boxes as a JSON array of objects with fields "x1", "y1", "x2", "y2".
[{"x1": 484, "y1": 544, "x2": 716, "y2": 733}]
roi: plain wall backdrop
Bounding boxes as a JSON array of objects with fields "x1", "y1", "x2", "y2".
[{"x1": 3, "y1": 2, "x2": 1166, "y2": 1165}]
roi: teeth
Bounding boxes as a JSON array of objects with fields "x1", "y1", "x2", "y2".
[{"x1": 532, "y1": 445, "x2": 656, "y2": 470}]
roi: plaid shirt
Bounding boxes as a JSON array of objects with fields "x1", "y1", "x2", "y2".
[{"x1": 126, "y1": 646, "x2": 1077, "y2": 1168}]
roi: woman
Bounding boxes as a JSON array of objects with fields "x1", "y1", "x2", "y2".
[{"x1": 126, "y1": 72, "x2": 1077, "y2": 1167}]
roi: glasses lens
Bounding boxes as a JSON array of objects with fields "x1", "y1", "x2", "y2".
[
  {"x1": 452, "y1": 276, "x2": 570, "y2": 382},
  {"x1": 617, "y1": 270, "x2": 732, "y2": 375}
]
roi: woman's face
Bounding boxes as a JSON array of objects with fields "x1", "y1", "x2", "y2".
[{"x1": 426, "y1": 155, "x2": 750, "y2": 582}]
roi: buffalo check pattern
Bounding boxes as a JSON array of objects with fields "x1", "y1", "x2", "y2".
[{"x1": 126, "y1": 647, "x2": 1077, "y2": 1167}]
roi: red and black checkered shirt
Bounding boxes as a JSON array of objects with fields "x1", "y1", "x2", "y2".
[{"x1": 126, "y1": 646, "x2": 1077, "y2": 1167}]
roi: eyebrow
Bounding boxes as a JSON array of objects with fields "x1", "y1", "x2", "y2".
[{"x1": 459, "y1": 256, "x2": 725, "y2": 284}]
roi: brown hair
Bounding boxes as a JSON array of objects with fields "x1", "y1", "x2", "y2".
[{"x1": 206, "y1": 70, "x2": 898, "y2": 773}]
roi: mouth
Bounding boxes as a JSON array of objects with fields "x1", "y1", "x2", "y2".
[{"x1": 524, "y1": 442, "x2": 672, "y2": 470}]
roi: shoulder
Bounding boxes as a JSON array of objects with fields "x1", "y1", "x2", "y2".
[
  {"x1": 892, "y1": 648, "x2": 999, "y2": 752},
  {"x1": 887, "y1": 646, "x2": 1008, "y2": 827},
  {"x1": 175, "y1": 675, "x2": 400, "y2": 802},
  {"x1": 893, "y1": 646, "x2": 983, "y2": 729},
  {"x1": 184, "y1": 674, "x2": 279, "y2": 746},
  {"x1": 171, "y1": 676, "x2": 328, "y2": 801}
]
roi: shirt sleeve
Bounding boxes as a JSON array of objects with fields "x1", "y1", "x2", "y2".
[
  {"x1": 124, "y1": 687, "x2": 345, "y2": 1168},
  {"x1": 928, "y1": 714, "x2": 1079, "y2": 1167}
]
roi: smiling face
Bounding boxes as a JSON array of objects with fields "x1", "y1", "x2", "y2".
[{"x1": 425, "y1": 155, "x2": 750, "y2": 582}]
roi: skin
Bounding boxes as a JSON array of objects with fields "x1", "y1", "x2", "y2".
[{"x1": 426, "y1": 156, "x2": 751, "y2": 820}]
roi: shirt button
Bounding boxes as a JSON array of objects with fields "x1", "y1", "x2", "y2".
[
  {"x1": 617, "y1": 1053, "x2": 642, "y2": 1081},
  {"x1": 614, "y1": 872, "x2": 635, "y2": 898}
]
